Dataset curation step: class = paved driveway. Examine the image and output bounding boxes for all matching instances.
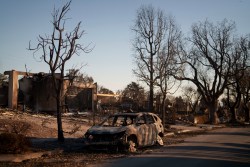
[89,127,250,167]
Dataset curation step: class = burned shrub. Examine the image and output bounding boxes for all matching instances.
[0,119,31,135]
[0,119,31,153]
[10,121,31,135]
[64,123,81,135]
[0,132,31,153]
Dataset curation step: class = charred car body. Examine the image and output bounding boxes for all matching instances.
[83,112,164,152]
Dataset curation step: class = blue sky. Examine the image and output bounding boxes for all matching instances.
[0,0,249,92]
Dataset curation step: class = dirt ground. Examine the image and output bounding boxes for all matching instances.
[0,108,203,167]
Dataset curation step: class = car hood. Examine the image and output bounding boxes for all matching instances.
[87,126,128,135]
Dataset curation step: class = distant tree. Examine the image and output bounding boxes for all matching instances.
[115,89,123,96]
[0,73,8,86]
[174,96,186,112]
[28,1,92,142]
[66,68,94,86]
[175,19,247,124]
[182,86,201,113]
[132,5,168,112]
[122,82,145,111]
[66,68,80,86]
[98,86,114,94]
[76,74,93,84]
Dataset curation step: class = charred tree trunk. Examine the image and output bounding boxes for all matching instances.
[244,106,250,122]
[226,83,241,123]
[149,83,154,112]
[149,51,154,112]
[54,75,65,142]
[161,95,166,128]
[56,92,64,142]
[207,101,219,124]
[229,107,237,123]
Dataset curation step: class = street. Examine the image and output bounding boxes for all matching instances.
[89,127,250,167]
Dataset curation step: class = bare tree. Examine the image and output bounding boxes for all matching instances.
[237,37,250,122]
[225,36,250,122]
[176,19,241,124]
[132,5,167,112]
[28,1,92,141]
[154,16,183,126]
[240,69,250,122]
[182,86,201,113]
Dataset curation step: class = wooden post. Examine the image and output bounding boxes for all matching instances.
[7,70,18,109]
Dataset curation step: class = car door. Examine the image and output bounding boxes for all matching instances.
[152,114,164,134]
[144,114,158,145]
[135,114,148,146]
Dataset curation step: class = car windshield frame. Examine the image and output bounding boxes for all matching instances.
[100,114,137,127]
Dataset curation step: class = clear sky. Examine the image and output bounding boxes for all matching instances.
[0,0,249,92]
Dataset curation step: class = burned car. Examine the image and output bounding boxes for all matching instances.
[83,112,164,152]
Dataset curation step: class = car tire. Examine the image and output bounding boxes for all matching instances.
[156,135,164,146]
[127,137,137,153]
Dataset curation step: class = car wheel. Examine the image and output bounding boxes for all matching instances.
[156,135,164,146]
[127,137,137,153]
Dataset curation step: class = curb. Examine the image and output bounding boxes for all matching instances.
[164,129,195,137]
[0,149,63,162]
[164,124,224,137]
